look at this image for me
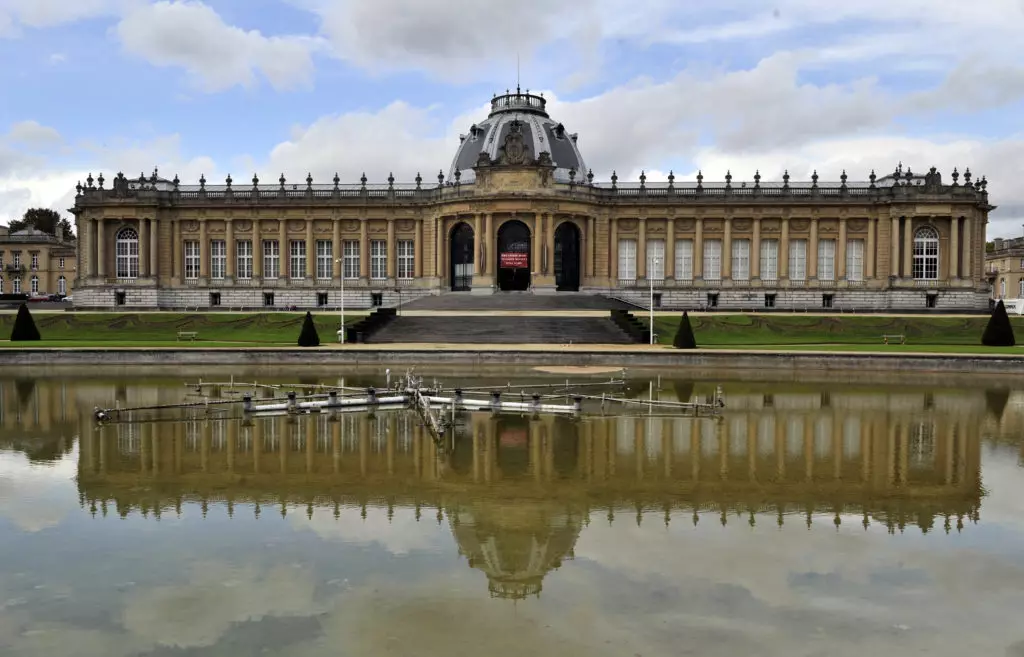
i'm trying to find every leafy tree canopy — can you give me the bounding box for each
[7,208,74,241]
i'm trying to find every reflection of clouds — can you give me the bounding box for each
[290,506,447,555]
[121,561,322,649]
[971,446,1024,531]
[0,450,77,532]
[574,512,1024,655]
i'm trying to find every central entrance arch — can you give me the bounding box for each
[554,221,581,291]
[450,222,475,291]
[496,220,531,291]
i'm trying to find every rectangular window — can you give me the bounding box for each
[731,239,750,281]
[818,239,836,281]
[846,239,865,282]
[209,292,221,307]
[263,292,275,307]
[59,257,65,269]
[343,240,360,279]
[617,238,637,280]
[116,237,139,279]
[236,240,253,280]
[764,293,776,308]
[674,239,693,281]
[703,239,722,281]
[316,240,333,280]
[706,292,719,308]
[184,241,200,280]
[210,239,226,280]
[789,239,807,281]
[646,239,665,281]
[30,254,38,270]
[290,240,306,279]
[263,240,279,279]
[12,252,20,268]
[371,292,383,306]
[12,277,21,294]
[397,239,414,279]
[0,251,4,265]
[317,292,329,307]
[760,239,779,282]
[822,293,834,309]
[370,240,387,280]
[115,290,125,306]
[30,276,38,294]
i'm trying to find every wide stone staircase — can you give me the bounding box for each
[366,315,638,344]
[401,292,640,311]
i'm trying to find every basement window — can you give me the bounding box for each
[209,292,221,307]
[652,293,662,308]
[317,292,329,307]
[371,292,383,307]
[263,292,275,307]
[822,294,834,309]
[764,293,776,308]
[706,293,719,308]
[115,291,126,306]
[926,293,937,308]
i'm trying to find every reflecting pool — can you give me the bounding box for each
[3,369,1024,656]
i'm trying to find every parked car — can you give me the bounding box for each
[27,294,49,302]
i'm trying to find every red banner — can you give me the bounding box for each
[500,252,528,268]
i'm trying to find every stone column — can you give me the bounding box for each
[722,217,732,280]
[545,213,554,276]
[226,218,235,279]
[533,215,543,276]
[694,217,703,279]
[253,220,262,278]
[414,219,423,278]
[838,217,847,280]
[780,217,789,279]
[172,220,181,283]
[386,218,396,279]
[587,216,596,279]
[866,216,876,279]
[150,218,159,280]
[360,219,369,279]
[637,217,647,279]
[950,216,960,280]
[891,215,900,278]
[435,217,444,280]
[474,214,484,274]
[305,219,315,279]
[903,217,913,279]
[962,216,972,284]
[139,219,150,278]
[808,217,818,280]
[96,219,105,279]
[199,220,209,279]
[609,217,618,280]
[751,217,761,280]
[332,219,342,279]
[666,218,676,279]
[278,220,288,279]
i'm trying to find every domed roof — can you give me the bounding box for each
[449,88,587,184]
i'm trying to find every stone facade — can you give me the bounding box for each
[985,237,1024,300]
[70,91,994,311]
[0,226,76,297]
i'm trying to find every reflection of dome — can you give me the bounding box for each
[448,88,587,185]
[449,501,583,600]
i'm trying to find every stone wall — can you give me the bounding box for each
[607,287,991,312]
[74,285,435,309]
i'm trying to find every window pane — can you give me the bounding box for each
[789,239,807,281]
[731,239,750,281]
[760,239,778,281]
[817,239,835,281]
[846,239,864,281]
[675,239,693,281]
[617,239,636,280]
[343,241,360,279]
[703,239,721,280]
[647,239,664,280]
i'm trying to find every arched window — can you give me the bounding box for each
[912,226,939,280]
[30,275,39,294]
[116,227,140,279]
[58,276,66,296]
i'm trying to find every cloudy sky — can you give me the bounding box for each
[1,0,1023,236]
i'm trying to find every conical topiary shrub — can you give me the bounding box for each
[297,311,320,347]
[10,303,41,341]
[982,300,1015,347]
[672,312,697,349]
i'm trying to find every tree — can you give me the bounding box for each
[7,208,74,240]
[982,300,1016,347]
[673,312,697,349]
[10,304,41,341]
[297,311,320,347]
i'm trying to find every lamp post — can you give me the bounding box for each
[335,258,345,343]
[649,255,660,345]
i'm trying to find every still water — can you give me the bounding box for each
[3,368,1024,656]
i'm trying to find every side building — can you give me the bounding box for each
[985,237,1024,302]
[70,90,994,311]
[0,225,76,297]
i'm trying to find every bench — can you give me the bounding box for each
[177,331,198,341]
[882,334,905,345]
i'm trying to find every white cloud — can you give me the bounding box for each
[0,451,78,532]
[290,504,447,555]
[0,0,117,36]
[8,120,62,145]
[114,1,325,92]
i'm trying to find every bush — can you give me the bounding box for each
[10,304,41,341]
[297,311,320,347]
[673,312,697,349]
[982,300,1015,347]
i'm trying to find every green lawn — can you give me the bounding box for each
[0,312,365,345]
[650,314,1024,348]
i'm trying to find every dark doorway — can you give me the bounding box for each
[497,220,531,291]
[450,222,475,291]
[554,221,581,291]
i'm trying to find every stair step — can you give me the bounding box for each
[402,293,640,311]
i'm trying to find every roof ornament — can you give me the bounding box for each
[453,169,461,184]
[840,169,848,191]
[333,172,340,189]
[173,174,180,190]
[279,173,286,189]
[811,170,818,188]
[610,170,617,189]
[438,169,445,187]
[86,172,94,188]
[980,175,987,191]
[360,172,367,189]
[225,174,232,189]
[639,170,646,189]
[415,172,422,189]
[199,174,206,190]
[782,170,789,190]
[97,173,105,189]
[75,181,82,196]
[724,170,732,190]
[668,170,675,190]
[964,167,972,186]
[696,169,703,191]
[951,167,959,186]
[306,172,313,189]
[869,169,876,188]
[904,167,913,183]
[753,170,761,188]
[253,173,259,187]
[568,167,576,184]
[587,169,594,185]
[388,172,395,188]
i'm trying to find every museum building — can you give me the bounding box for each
[70,89,994,310]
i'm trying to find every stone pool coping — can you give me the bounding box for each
[1,344,1024,375]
